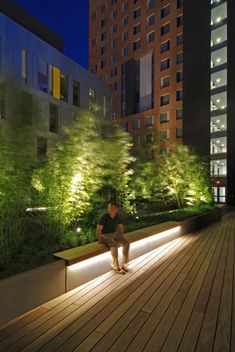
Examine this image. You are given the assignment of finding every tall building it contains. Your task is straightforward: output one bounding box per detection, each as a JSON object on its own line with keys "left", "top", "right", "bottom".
{"left": 0, "top": 0, "right": 110, "bottom": 157}
{"left": 89, "top": 0, "right": 183, "bottom": 154}
{"left": 183, "top": 0, "right": 235, "bottom": 205}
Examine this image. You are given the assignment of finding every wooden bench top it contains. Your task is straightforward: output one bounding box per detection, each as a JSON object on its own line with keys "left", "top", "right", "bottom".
{"left": 53, "top": 221, "right": 180, "bottom": 266}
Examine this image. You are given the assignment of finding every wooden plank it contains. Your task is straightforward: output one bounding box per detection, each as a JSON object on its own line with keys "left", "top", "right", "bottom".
{"left": 53, "top": 235, "right": 202, "bottom": 351}
{"left": 2, "top": 238, "right": 184, "bottom": 352}
{"left": 177, "top": 216, "right": 232, "bottom": 352}
{"left": 91, "top": 223, "right": 217, "bottom": 352}
{"left": 213, "top": 216, "right": 234, "bottom": 352}
{"left": 34, "top": 237, "right": 191, "bottom": 352}
{"left": 146, "top": 220, "right": 224, "bottom": 352}
{"left": 195, "top": 216, "right": 232, "bottom": 352}
{"left": 0, "top": 307, "right": 48, "bottom": 340}
{"left": 73, "top": 331, "right": 104, "bottom": 352}
{"left": 108, "top": 311, "right": 150, "bottom": 352}
{"left": 232, "top": 217, "right": 235, "bottom": 352}
{"left": 168, "top": 215, "right": 230, "bottom": 352}
{"left": 126, "top": 221, "right": 222, "bottom": 352}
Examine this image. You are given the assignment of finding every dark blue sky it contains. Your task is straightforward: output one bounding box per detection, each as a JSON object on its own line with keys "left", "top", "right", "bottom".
{"left": 14, "top": 0, "right": 89, "bottom": 68}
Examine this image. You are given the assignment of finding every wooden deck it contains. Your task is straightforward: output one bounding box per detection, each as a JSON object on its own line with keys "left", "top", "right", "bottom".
{"left": 0, "top": 211, "right": 234, "bottom": 352}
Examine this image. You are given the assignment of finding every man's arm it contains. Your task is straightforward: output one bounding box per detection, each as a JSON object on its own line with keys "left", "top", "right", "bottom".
{"left": 97, "top": 224, "right": 104, "bottom": 245}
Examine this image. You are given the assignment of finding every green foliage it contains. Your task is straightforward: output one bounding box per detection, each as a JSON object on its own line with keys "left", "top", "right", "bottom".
{"left": 0, "top": 81, "right": 41, "bottom": 263}
{"left": 32, "top": 109, "right": 134, "bottom": 234}
{"left": 155, "top": 145, "right": 213, "bottom": 208}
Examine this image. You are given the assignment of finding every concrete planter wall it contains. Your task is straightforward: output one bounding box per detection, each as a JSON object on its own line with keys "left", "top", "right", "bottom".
{"left": 0, "top": 208, "right": 222, "bottom": 325}
{"left": 0, "top": 260, "right": 65, "bottom": 325}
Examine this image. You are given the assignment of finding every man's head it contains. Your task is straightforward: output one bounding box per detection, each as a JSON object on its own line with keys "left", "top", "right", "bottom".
{"left": 107, "top": 202, "right": 119, "bottom": 218}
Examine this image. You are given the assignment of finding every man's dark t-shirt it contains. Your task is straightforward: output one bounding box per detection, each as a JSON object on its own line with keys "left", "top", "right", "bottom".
{"left": 99, "top": 213, "right": 122, "bottom": 234}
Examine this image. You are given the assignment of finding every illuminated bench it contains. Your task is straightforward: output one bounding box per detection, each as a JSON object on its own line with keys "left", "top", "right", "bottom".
{"left": 53, "top": 221, "right": 181, "bottom": 266}
{"left": 53, "top": 221, "right": 182, "bottom": 290}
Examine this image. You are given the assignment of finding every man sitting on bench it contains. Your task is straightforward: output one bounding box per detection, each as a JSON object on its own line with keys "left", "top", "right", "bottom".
{"left": 97, "top": 202, "right": 130, "bottom": 275}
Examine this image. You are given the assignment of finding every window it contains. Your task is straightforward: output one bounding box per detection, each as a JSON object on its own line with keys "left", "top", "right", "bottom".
{"left": 176, "top": 127, "right": 183, "bottom": 138}
{"left": 0, "top": 83, "right": 6, "bottom": 119}
{"left": 133, "top": 134, "right": 141, "bottom": 146}
{"left": 101, "top": 4, "right": 107, "bottom": 13}
{"left": 111, "top": 82, "right": 117, "bottom": 91}
{"left": 123, "top": 16, "right": 129, "bottom": 25}
{"left": 60, "top": 72, "right": 68, "bottom": 102}
{"left": 147, "top": 14, "right": 155, "bottom": 27}
{"left": 111, "top": 54, "right": 117, "bottom": 63}
{"left": 101, "top": 73, "right": 107, "bottom": 81}
{"left": 160, "top": 130, "right": 169, "bottom": 141}
{"left": 37, "top": 137, "right": 47, "bottom": 158}
{"left": 161, "top": 76, "right": 170, "bottom": 88}
{"left": 146, "top": 133, "right": 153, "bottom": 144}
{"left": 101, "top": 32, "right": 107, "bottom": 41}
{"left": 160, "top": 112, "right": 169, "bottom": 123}
{"left": 176, "top": 108, "right": 183, "bottom": 119}
{"left": 121, "top": 122, "right": 128, "bottom": 132}
{"left": 123, "top": 32, "right": 128, "bottom": 41}
{"left": 92, "top": 38, "right": 96, "bottom": 48}
{"left": 132, "top": 119, "right": 140, "bottom": 129}
{"left": 147, "top": 32, "right": 155, "bottom": 43}
{"left": 160, "top": 94, "right": 170, "bottom": 106}
{"left": 176, "top": 90, "right": 183, "bottom": 101}
{"left": 101, "top": 46, "right": 107, "bottom": 55}
{"left": 134, "top": 24, "right": 141, "bottom": 35}
{"left": 49, "top": 103, "right": 59, "bottom": 133}
{"left": 112, "top": 39, "right": 117, "bottom": 48}
{"left": 101, "top": 18, "right": 107, "bottom": 27}
{"left": 177, "top": 71, "right": 183, "bottom": 82}
{"left": 133, "top": 39, "right": 141, "bottom": 50}
{"left": 161, "top": 58, "right": 170, "bottom": 71}
{"left": 177, "top": 52, "right": 183, "bottom": 64}
{"left": 112, "top": 24, "right": 118, "bottom": 34}
{"left": 92, "top": 12, "right": 96, "bottom": 21}
{"left": 147, "top": 0, "right": 155, "bottom": 10}
{"left": 37, "top": 60, "right": 48, "bottom": 93}
{"left": 177, "top": 0, "right": 183, "bottom": 9}
{"left": 133, "top": 8, "right": 141, "bottom": 19}
{"left": 123, "top": 1, "right": 129, "bottom": 11}
{"left": 177, "top": 15, "right": 183, "bottom": 27}
{"left": 161, "top": 5, "right": 170, "bottom": 18}
{"left": 123, "top": 47, "right": 129, "bottom": 56}
{"left": 177, "top": 33, "right": 183, "bottom": 45}
{"left": 88, "top": 88, "right": 96, "bottom": 109}
{"left": 21, "top": 49, "right": 27, "bottom": 84}
{"left": 101, "top": 60, "right": 107, "bottom": 68}
{"left": 111, "top": 67, "right": 117, "bottom": 77}
{"left": 73, "top": 80, "right": 80, "bottom": 107}
{"left": 111, "top": 0, "right": 117, "bottom": 4}
{"left": 161, "top": 40, "right": 170, "bottom": 53}
{"left": 112, "top": 9, "right": 118, "bottom": 19}
{"left": 161, "top": 23, "right": 170, "bottom": 36}
{"left": 146, "top": 115, "right": 154, "bottom": 126}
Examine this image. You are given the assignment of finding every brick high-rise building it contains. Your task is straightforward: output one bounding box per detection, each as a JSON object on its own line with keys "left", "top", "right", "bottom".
{"left": 89, "top": 0, "right": 183, "bottom": 154}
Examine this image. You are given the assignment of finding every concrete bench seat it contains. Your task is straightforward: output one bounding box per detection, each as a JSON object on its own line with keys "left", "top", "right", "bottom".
{"left": 53, "top": 221, "right": 181, "bottom": 266}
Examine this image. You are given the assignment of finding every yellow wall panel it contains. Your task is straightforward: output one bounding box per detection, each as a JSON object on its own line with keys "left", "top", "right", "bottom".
{"left": 52, "top": 66, "right": 60, "bottom": 99}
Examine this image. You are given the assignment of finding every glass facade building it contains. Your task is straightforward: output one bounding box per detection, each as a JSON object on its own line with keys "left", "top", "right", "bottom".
{"left": 0, "top": 2, "right": 110, "bottom": 157}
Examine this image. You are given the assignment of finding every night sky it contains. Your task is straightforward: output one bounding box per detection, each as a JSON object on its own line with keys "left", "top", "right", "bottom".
{"left": 14, "top": 0, "right": 89, "bottom": 68}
